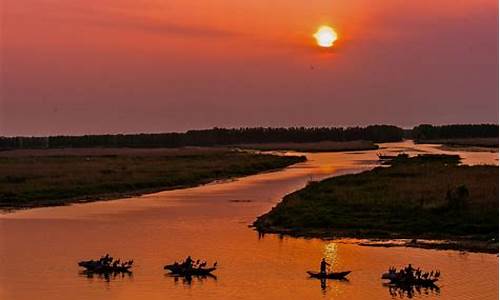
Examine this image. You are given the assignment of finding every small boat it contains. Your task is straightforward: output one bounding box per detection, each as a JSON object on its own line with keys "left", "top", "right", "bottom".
{"left": 307, "top": 271, "right": 351, "bottom": 279}
{"left": 377, "top": 153, "right": 409, "bottom": 160}
{"left": 78, "top": 260, "right": 132, "bottom": 273}
{"left": 382, "top": 272, "right": 438, "bottom": 287}
{"left": 164, "top": 263, "right": 216, "bottom": 276}
{"left": 381, "top": 265, "right": 440, "bottom": 288}
{"left": 377, "top": 153, "right": 397, "bottom": 160}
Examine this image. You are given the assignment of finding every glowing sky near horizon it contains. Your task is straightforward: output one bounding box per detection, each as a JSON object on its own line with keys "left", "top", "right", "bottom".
{"left": 1, "top": 0, "right": 498, "bottom": 136}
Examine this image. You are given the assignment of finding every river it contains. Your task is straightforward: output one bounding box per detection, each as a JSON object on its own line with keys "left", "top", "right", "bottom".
{"left": 0, "top": 141, "right": 497, "bottom": 299}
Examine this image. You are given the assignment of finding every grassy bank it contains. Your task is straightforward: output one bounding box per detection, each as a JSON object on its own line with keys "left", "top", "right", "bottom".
{"left": 416, "top": 137, "right": 498, "bottom": 148}
{"left": 254, "top": 155, "right": 498, "bottom": 253}
{"left": 234, "top": 140, "right": 378, "bottom": 152}
{"left": 0, "top": 148, "right": 305, "bottom": 210}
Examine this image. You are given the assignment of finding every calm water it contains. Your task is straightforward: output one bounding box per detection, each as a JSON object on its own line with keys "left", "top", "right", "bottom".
{"left": 0, "top": 141, "right": 498, "bottom": 300}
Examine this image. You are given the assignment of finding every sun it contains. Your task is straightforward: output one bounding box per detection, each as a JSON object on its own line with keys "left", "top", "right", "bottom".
{"left": 313, "top": 26, "right": 338, "bottom": 48}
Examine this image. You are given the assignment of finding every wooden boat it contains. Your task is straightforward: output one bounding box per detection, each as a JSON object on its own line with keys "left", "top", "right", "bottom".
{"left": 381, "top": 272, "right": 438, "bottom": 287}
{"left": 307, "top": 271, "right": 351, "bottom": 279}
{"left": 377, "top": 153, "right": 409, "bottom": 160}
{"left": 377, "top": 153, "right": 396, "bottom": 160}
{"left": 164, "top": 263, "right": 216, "bottom": 276}
{"left": 78, "top": 260, "right": 132, "bottom": 273}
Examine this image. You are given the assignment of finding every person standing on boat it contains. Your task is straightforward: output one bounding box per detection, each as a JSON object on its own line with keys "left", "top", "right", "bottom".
{"left": 320, "top": 258, "right": 330, "bottom": 275}
{"left": 183, "top": 256, "right": 193, "bottom": 270}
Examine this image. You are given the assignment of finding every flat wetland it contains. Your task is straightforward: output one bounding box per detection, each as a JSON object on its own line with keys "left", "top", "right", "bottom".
{"left": 0, "top": 147, "right": 305, "bottom": 209}
{"left": 1, "top": 140, "right": 497, "bottom": 300}
{"left": 417, "top": 137, "right": 498, "bottom": 148}
{"left": 233, "top": 140, "right": 378, "bottom": 152}
{"left": 254, "top": 154, "right": 499, "bottom": 253}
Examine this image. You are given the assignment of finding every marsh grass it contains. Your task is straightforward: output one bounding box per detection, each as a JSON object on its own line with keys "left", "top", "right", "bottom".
{"left": 255, "top": 155, "right": 498, "bottom": 241}
{"left": 417, "top": 137, "right": 498, "bottom": 148}
{"left": 0, "top": 148, "right": 305, "bottom": 209}
{"left": 234, "top": 140, "right": 378, "bottom": 152}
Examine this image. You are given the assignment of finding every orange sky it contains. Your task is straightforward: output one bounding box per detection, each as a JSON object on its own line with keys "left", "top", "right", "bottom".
{"left": 1, "top": 0, "right": 498, "bottom": 135}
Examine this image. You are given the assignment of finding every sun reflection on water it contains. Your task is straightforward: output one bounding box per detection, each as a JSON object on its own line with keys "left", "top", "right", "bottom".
{"left": 319, "top": 243, "right": 345, "bottom": 296}
{"left": 324, "top": 243, "right": 338, "bottom": 269}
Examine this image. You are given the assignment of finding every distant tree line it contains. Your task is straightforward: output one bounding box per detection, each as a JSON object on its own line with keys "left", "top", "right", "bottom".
{"left": 411, "top": 124, "right": 498, "bottom": 140}
{"left": 1, "top": 124, "right": 496, "bottom": 150}
{"left": 0, "top": 125, "right": 403, "bottom": 149}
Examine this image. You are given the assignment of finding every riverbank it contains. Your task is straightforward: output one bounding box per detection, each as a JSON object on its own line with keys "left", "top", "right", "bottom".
{"left": 234, "top": 140, "right": 378, "bottom": 152}
{"left": 357, "top": 238, "right": 499, "bottom": 254}
{"left": 416, "top": 137, "right": 498, "bottom": 149}
{"left": 254, "top": 154, "right": 499, "bottom": 253}
{"left": 0, "top": 148, "right": 305, "bottom": 210}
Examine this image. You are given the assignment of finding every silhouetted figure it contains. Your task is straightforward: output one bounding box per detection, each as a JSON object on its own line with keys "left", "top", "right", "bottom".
{"left": 320, "top": 258, "right": 330, "bottom": 275}
{"left": 405, "top": 264, "right": 414, "bottom": 273}
{"left": 100, "top": 254, "right": 112, "bottom": 265}
{"left": 184, "top": 256, "right": 193, "bottom": 270}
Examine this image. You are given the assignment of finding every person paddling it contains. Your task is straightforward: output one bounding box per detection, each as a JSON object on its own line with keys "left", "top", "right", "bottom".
{"left": 320, "top": 258, "right": 330, "bottom": 275}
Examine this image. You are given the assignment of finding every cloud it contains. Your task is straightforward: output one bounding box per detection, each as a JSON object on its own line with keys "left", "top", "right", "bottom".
{"left": 5, "top": 0, "right": 242, "bottom": 39}
{"left": 92, "top": 16, "right": 242, "bottom": 38}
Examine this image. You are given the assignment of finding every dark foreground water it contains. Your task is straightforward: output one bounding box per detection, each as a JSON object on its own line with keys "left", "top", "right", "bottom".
{"left": 0, "top": 141, "right": 498, "bottom": 300}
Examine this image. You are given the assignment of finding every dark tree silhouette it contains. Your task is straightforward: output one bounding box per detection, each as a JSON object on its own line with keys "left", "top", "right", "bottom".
{"left": 412, "top": 124, "right": 498, "bottom": 140}
{"left": 0, "top": 125, "right": 405, "bottom": 149}
{"left": 2, "top": 124, "right": 497, "bottom": 150}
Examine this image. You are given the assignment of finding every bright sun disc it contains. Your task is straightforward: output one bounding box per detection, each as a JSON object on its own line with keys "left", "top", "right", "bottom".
{"left": 313, "top": 26, "right": 337, "bottom": 48}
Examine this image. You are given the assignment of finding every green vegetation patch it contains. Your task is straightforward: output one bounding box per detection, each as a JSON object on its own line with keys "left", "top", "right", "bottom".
{"left": 0, "top": 149, "right": 305, "bottom": 209}
{"left": 255, "top": 154, "right": 498, "bottom": 241}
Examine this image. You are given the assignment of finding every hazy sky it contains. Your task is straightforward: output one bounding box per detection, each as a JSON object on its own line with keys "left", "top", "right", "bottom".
{"left": 1, "top": 0, "right": 498, "bottom": 136}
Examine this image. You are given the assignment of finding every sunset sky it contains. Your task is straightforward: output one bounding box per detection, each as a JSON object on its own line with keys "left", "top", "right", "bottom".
{"left": 2, "top": 0, "right": 498, "bottom": 136}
